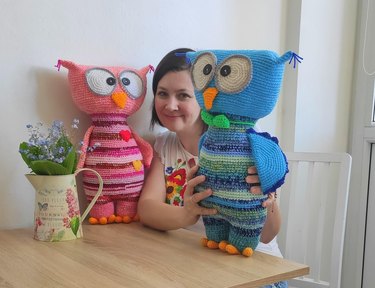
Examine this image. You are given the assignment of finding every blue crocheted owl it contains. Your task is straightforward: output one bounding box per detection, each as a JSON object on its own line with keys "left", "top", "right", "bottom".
{"left": 185, "top": 50, "right": 293, "bottom": 256}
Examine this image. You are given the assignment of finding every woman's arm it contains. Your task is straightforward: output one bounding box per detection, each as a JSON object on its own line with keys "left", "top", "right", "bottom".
{"left": 246, "top": 167, "right": 281, "bottom": 243}
{"left": 259, "top": 195, "right": 281, "bottom": 243}
{"left": 138, "top": 157, "right": 216, "bottom": 231}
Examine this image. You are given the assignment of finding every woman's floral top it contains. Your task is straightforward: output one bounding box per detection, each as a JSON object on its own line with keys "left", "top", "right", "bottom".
{"left": 154, "top": 132, "right": 197, "bottom": 206}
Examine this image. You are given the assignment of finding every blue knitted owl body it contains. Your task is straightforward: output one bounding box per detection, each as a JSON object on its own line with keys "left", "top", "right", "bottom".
{"left": 186, "top": 50, "right": 293, "bottom": 256}
{"left": 197, "top": 122, "right": 269, "bottom": 252}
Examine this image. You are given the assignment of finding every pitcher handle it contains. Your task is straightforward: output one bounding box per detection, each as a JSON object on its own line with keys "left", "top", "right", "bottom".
{"left": 74, "top": 168, "right": 103, "bottom": 223}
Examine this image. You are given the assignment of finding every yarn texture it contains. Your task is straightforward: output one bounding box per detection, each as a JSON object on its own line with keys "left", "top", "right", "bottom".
{"left": 186, "top": 50, "right": 291, "bottom": 256}
{"left": 59, "top": 60, "right": 153, "bottom": 224}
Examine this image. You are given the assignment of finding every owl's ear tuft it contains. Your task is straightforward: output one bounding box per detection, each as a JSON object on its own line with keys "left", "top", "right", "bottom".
{"left": 278, "top": 51, "right": 303, "bottom": 69}
{"left": 56, "top": 60, "right": 79, "bottom": 72}
{"left": 277, "top": 51, "right": 293, "bottom": 64}
{"left": 139, "top": 65, "right": 154, "bottom": 76}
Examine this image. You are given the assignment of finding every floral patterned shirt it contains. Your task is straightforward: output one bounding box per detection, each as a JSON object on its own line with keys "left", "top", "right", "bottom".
{"left": 154, "top": 131, "right": 197, "bottom": 206}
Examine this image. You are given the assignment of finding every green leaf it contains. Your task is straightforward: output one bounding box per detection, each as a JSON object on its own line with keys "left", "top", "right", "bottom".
{"left": 62, "top": 147, "right": 77, "bottom": 174}
{"left": 57, "top": 135, "right": 72, "bottom": 151}
{"left": 19, "top": 142, "right": 32, "bottom": 166}
{"left": 19, "top": 142, "right": 39, "bottom": 167}
{"left": 29, "top": 160, "right": 70, "bottom": 175}
{"left": 70, "top": 216, "right": 80, "bottom": 236}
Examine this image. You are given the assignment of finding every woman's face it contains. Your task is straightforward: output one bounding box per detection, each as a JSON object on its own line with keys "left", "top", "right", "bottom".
{"left": 155, "top": 70, "right": 202, "bottom": 134}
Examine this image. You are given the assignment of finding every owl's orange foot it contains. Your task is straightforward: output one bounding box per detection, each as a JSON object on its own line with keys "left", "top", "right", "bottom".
{"left": 88, "top": 217, "right": 109, "bottom": 225}
{"left": 225, "top": 244, "right": 253, "bottom": 257}
{"left": 201, "top": 238, "right": 219, "bottom": 249}
{"left": 201, "top": 237, "right": 209, "bottom": 247}
{"left": 88, "top": 217, "right": 99, "bottom": 224}
{"left": 207, "top": 240, "right": 219, "bottom": 249}
{"left": 89, "top": 215, "right": 121, "bottom": 225}
{"left": 242, "top": 247, "right": 254, "bottom": 257}
{"left": 219, "top": 240, "right": 229, "bottom": 252}
{"left": 226, "top": 244, "right": 240, "bottom": 255}
{"left": 108, "top": 215, "right": 116, "bottom": 224}
{"left": 122, "top": 215, "right": 132, "bottom": 224}
{"left": 115, "top": 216, "right": 123, "bottom": 223}
{"left": 102, "top": 215, "right": 137, "bottom": 224}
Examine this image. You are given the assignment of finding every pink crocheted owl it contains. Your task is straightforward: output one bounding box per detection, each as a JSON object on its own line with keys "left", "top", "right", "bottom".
{"left": 58, "top": 60, "right": 153, "bottom": 224}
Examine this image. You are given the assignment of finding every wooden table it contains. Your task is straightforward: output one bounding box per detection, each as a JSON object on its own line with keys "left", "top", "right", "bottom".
{"left": 0, "top": 223, "right": 308, "bottom": 288}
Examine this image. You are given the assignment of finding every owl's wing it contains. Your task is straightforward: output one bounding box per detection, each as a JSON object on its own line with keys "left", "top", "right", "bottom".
{"left": 246, "top": 128, "right": 288, "bottom": 194}
{"left": 77, "top": 125, "right": 94, "bottom": 169}
{"left": 131, "top": 130, "right": 153, "bottom": 168}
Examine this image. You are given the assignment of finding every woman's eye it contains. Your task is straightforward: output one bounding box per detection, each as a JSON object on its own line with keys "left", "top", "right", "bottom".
{"left": 157, "top": 91, "right": 168, "bottom": 98}
{"left": 85, "top": 68, "right": 117, "bottom": 96}
{"left": 179, "top": 93, "right": 191, "bottom": 100}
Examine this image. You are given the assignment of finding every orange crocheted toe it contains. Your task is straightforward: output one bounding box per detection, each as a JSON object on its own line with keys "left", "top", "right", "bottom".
{"left": 115, "top": 216, "right": 123, "bottom": 223}
{"left": 242, "top": 247, "right": 254, "bottom": 257}
{"left": 201, "top": 237, "right": 209, "bottom": 247}
{"left": 207, "top": 240, "right": 219, "bottom": 249}
{"left": 108, "top": 214, "right": 116, "bottom": 224}
{"left": 219, "top": 240, "right": 229, "bottom": 252}
{"left": 99, "top": 217, "right": 108, "bottom": 225}
{"left": 88, "top": 217, "right": 99, "bottom": 225}
{"left": 122, "top": 215, "right": 132, "bottom": 224}
{"left": 226, "top": 244, "right": 240, "bottom": 255}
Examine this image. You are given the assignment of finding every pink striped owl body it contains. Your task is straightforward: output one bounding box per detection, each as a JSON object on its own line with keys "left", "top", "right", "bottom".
{"left": 59, "top": 60, "right": 153, "bottom": 224}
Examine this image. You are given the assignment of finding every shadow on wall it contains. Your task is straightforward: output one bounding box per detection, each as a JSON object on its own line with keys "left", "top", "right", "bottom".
{"left": 33, "top": 67, "right": 91, "bottom": 215}
{"left": 32, "top": 66, "right": 90, "bottom": 132}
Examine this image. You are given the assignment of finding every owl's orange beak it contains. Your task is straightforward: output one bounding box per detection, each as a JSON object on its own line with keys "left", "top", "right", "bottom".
{"left": 203, "top": 87, "right": 218, "bottom": 111}
{"left": 111, "top": 91, "right": 127, "bottom": 109}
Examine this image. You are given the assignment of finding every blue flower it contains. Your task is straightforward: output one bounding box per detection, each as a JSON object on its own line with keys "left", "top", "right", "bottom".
{"left": 19, "top": 119, "right": 81, "bottom": 175}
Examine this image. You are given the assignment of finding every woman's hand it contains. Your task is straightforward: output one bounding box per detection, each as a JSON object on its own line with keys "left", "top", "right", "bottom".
{"left": 246, "top": 166, "right": 276, "bottom": 208}
{"left": 183, "top": 165, "right": 217, "bottom": 220}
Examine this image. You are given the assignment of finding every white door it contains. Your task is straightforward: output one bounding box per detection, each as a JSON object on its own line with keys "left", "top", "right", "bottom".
{"left": 363, "top": 145, "right": 375, "bottom": 288}
{"left": 346, "top": 1, "right": 375, "bottom": 287}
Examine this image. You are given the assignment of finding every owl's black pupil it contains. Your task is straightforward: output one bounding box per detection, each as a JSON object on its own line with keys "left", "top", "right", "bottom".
{"left": 106, "top": 77, "right": 116, "bottom": 86}
{"left": 203, "top": 64, "right": 212, "bottom": 75}
{"left": 122, "top": 78, "right": 130, "bottom": 86}
{"left": 220, "top": 65, "right": 231, "bottom": 77}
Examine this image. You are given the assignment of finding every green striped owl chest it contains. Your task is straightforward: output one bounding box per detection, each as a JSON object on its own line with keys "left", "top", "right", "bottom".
{"left": 197, "top": 127, "right": 254, "bottom": 192}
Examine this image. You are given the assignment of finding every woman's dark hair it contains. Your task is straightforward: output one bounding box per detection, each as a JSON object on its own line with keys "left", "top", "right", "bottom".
{"left": 150, "top": 48, "right": 194, "bottom": 129}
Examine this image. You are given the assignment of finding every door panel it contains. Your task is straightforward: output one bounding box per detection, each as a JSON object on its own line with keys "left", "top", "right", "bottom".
{"left": 363, "top": 145, "right": 375, "bottom": 288}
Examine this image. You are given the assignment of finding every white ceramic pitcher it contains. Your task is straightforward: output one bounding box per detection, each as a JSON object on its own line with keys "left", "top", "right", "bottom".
{"left": 26, "top": 168, "right": 103, "bottom": 241}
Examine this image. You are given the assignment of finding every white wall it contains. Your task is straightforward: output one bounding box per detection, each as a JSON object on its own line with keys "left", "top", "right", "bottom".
{"left": 0, "top": 0, "right": 286, "bottom": 229}
{"left": 286, "top": 0, "right": 357, "bottom": 153}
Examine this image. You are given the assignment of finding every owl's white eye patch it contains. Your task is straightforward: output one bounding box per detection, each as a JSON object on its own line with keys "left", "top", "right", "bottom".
{"left": 85, "top": 68, "right": 116, "bottom": 96}
{"left": 191, "top": 52, "right": 216, "bottom": 91}
{"left": 119, "top": 70, "right": 144, "bottom": 99}
{"left": 216, "top": 55, "right": 252, "bottom": 94}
